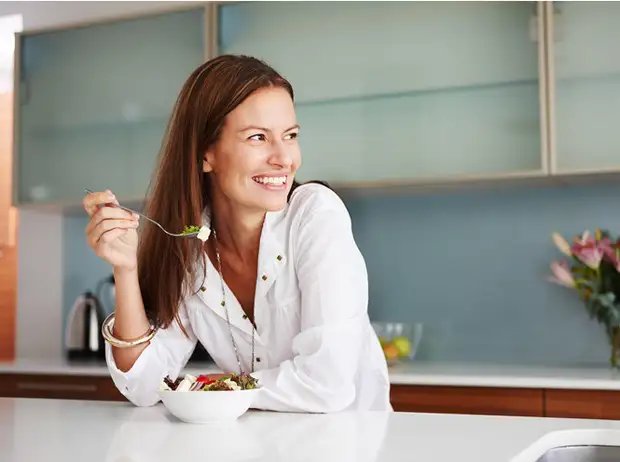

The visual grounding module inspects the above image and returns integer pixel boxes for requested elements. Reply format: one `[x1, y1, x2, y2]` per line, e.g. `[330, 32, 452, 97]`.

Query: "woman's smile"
[251, 174, 289, 191]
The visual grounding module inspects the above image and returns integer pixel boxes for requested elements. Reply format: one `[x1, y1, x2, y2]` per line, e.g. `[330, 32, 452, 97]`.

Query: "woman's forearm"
[111, 266, 152, 372]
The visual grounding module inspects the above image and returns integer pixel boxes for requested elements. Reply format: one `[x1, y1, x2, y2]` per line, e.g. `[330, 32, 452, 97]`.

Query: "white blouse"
[106, 183, 392, 413]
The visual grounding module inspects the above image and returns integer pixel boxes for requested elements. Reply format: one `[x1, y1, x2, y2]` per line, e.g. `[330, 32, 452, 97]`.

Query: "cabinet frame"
[542, 1, 620, 178]
[12, 1, 615, 211]
[212, 1, 552, 192]
[545, 1, 558, 176]
[10, 2, 216, 210]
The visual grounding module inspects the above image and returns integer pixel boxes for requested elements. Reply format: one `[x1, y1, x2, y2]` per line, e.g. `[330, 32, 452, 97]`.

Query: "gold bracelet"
[101, 312, 157, 348]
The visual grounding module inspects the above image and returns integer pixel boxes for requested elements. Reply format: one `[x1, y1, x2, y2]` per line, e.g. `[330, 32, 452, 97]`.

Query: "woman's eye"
[248, 134, 266, 141]
[285, 132, 299, 140]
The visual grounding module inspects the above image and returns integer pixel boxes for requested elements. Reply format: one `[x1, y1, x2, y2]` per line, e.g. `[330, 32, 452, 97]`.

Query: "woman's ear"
[203, 150, 214, 173]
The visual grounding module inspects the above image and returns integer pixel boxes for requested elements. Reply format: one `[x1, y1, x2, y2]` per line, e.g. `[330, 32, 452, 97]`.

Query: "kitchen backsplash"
[62, 182, 620, 367]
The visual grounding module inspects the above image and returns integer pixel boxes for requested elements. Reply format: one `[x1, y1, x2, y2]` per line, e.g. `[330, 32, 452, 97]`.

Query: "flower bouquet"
[548, 229, 620, 368]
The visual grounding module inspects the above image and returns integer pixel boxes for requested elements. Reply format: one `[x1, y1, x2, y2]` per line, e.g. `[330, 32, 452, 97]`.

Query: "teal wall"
[63, 183, 620, 367]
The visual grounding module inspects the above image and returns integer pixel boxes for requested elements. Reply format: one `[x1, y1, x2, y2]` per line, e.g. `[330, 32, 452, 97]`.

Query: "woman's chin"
[263, 198, 289, 212]
[248, 185, 291, 212]
[254, 193, 289, 212]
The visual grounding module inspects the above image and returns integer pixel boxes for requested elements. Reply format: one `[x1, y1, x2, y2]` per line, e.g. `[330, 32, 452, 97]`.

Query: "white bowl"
[158, 388, 261, 424]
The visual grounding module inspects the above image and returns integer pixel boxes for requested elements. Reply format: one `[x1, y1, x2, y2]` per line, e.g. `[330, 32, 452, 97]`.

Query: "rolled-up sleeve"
[106, 301, 197, 407]
[251, 187, 369, 413]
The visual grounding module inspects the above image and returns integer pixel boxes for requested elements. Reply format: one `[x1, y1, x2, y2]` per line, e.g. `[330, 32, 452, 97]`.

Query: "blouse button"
[276, 255, 283, 261]
[242, 314, 248, 320]
[261, 274, 268, 281]
[256, 357, 261, 363]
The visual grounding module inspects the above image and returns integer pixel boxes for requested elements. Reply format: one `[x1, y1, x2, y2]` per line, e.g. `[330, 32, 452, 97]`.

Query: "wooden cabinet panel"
[3, 374, 620, 421]
[0, 373, 126, 402]
[545, 389, 620, 420]
[0, 92, 13, 245]
[0, 244, 16, 361]
[390, 384, 544, 417]
[0, 91, 16, 361]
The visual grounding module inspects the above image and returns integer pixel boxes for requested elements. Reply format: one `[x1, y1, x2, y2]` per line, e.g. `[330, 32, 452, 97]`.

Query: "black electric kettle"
[64, 291, 107, 361]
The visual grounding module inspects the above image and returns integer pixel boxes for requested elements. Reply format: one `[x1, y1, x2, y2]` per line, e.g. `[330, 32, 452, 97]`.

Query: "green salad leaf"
[181, 225, 201, 235]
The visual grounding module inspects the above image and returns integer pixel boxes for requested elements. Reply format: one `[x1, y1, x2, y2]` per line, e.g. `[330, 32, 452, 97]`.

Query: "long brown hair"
[138, 54, 303, 331]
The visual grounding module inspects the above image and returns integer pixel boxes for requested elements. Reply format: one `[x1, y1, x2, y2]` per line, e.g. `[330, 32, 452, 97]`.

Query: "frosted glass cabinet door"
[218, 2, 544, 185]
[16, 8, 206, 205]
[551, 2, 620, 173]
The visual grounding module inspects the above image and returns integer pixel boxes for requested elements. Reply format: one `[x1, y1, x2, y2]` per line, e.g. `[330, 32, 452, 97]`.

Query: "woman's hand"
[83, 189, 140, 271]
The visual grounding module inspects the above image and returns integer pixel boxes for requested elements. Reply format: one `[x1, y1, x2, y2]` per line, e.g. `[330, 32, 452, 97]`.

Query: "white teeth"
[254, 176, 286, 186]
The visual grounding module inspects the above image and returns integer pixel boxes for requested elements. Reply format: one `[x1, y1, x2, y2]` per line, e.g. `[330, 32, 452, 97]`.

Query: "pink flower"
[574, 246, 604, 269]
[548, 260, 575, 288]
[551, 232, 572, 256]
[571, 231, 605, 269]
[575, 230, 593, 246]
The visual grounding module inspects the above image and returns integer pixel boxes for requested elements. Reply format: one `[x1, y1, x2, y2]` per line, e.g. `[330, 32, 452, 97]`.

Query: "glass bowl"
[371, 322, 423, 366]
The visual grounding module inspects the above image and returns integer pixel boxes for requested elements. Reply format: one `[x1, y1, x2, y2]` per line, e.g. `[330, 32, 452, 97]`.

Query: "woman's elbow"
[308, 383, 356, 413]
[121, 388, 161, 408]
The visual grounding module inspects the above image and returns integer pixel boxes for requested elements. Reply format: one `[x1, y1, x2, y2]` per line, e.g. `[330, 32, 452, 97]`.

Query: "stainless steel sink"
[535, 445, 620, 462]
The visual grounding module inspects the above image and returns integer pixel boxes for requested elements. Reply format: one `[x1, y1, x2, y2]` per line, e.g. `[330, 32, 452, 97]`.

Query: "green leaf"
[597, 292, 616, 308]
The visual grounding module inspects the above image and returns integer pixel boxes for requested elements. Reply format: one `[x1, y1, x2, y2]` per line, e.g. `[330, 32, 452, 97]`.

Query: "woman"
[83, 54, 391, 413]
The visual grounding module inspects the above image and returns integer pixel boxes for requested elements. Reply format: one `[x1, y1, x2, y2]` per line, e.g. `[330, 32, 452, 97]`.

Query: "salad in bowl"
[160, 372, 259, 392]
[158, 373, 261, 424]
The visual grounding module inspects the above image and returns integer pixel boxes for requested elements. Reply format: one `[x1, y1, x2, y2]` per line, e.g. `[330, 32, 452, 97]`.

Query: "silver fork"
[84, 189, 200, 238]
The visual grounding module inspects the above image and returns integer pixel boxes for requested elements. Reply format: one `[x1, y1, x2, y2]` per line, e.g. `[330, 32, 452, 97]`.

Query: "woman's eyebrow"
[238, 124, 300, 133]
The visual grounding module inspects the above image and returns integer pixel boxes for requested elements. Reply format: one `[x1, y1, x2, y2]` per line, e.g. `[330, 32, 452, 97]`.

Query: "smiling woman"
[81, 54, 391, 413]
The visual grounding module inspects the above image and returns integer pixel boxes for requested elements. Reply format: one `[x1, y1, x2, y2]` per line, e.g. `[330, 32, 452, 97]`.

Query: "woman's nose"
[269, 144, 293, 169]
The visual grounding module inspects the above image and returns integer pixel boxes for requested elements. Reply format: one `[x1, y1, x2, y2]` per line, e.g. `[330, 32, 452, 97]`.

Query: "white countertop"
[3, 357, 620, 389]
[3, 397, 620, 462]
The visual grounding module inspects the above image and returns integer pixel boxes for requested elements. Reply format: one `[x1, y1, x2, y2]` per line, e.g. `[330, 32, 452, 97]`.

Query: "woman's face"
[204, 86, 301, 214]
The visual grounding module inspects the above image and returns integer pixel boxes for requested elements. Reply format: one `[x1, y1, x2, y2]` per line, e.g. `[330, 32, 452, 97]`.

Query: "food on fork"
[159, 372, 259, 392]
[180, 224, 211, 242]
[180, 225, 200, 235]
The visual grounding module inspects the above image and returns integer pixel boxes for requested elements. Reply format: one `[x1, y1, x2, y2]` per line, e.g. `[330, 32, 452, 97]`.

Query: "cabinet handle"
[17, 382, 98, 392]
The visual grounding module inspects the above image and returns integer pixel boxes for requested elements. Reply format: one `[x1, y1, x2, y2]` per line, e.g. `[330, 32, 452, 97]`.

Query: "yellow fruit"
[391, 336, 411, 357]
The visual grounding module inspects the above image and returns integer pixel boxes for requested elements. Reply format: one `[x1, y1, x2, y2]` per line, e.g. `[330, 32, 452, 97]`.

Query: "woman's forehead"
[226, 88, 297, 131]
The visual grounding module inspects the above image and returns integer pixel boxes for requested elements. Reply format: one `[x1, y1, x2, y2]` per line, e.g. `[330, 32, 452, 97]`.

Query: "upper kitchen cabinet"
[548, 2, 620, 174]
[14, 7, 207, 207]
[218, 1, 546, 186]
